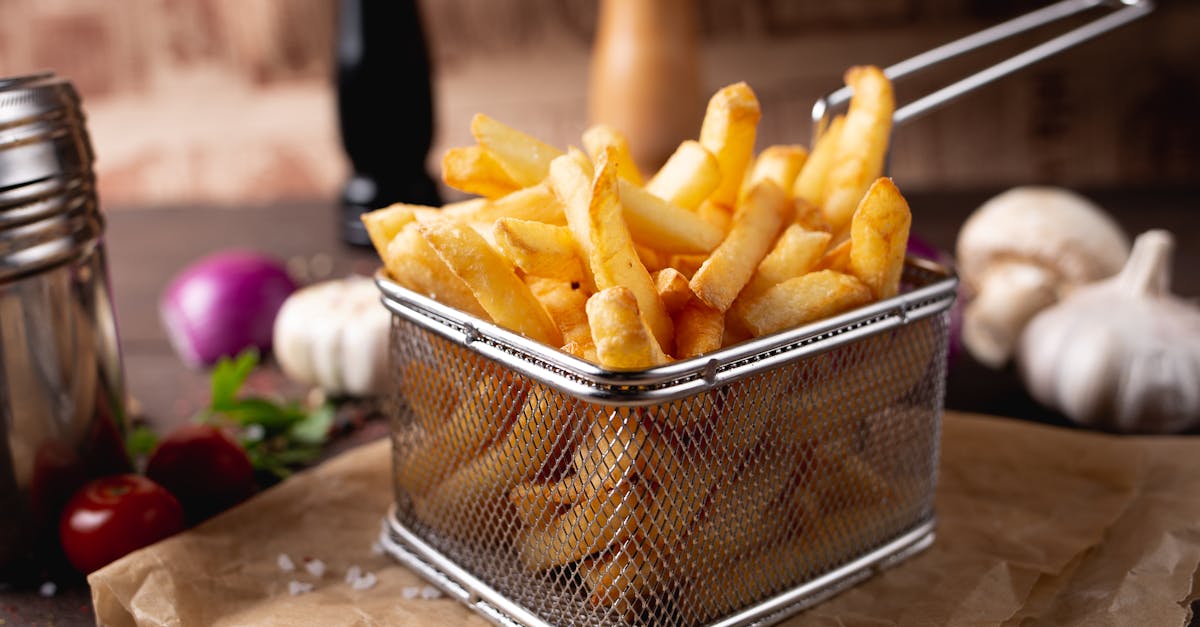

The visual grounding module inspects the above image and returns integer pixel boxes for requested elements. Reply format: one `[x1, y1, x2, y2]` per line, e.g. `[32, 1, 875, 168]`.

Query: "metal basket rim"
[375, 257, 956, 404]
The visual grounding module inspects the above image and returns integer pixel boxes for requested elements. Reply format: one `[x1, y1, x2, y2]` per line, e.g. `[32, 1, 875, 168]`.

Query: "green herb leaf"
[218, 398, 308, 431]
[211, 349, 260, 410]
[201, 348, 335, 480]
[289, 403, 335, 445]
[125, 425, 160, 458]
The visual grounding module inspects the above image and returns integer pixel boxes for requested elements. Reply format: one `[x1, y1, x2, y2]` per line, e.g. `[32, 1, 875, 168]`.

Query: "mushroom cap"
[956, 186, 1130, 291]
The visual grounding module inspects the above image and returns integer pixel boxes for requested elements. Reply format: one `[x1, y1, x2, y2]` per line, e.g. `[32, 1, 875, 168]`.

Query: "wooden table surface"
[2, 186, 1197, 625]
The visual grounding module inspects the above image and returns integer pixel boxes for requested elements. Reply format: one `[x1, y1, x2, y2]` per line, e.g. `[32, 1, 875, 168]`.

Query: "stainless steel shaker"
[0, 73, 129, 578]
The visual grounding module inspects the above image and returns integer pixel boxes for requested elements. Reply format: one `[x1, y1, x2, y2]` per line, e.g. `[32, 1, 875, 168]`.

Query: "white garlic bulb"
[273, 276, 391, 397]
[1018, 230, 1200, 433]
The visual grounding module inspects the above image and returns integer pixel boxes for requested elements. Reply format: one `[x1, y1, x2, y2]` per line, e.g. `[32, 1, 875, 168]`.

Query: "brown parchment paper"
[89, 412, 1200, 626]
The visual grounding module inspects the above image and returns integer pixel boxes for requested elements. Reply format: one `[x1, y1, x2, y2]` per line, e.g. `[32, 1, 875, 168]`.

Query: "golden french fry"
[793, 197, 832, 233]
[362, 203, 422, 255]
[793, 115, 845, 207]
[578, 538, 660, 618]
[442, 145, 521, 199]
[822, 67, 894, 237]
[494, 218, 588, 285]
[644, 140, 721, 210]
[416, 385, 577, 540]
[739, 145, 808, 205]
[384, 223, 490, 320]
[653, 268, 693, 315]
[396, 359, 455, 432]
[667, 253, 708, 280]
[509, 476, 585, 529]
[671, 448, 802, 581]
[395, 375, 524, 496]
[574, 409, 649, 498]
[635, 243, 668, 273]
[419, 221, 562, 346]
[526, 276, 595, 355]
[582, 124, 643, 185]
[699, 82, 761, 208]
[690, 180, 790, 312]
[437, 198, 490, 219]
[471, 113, 564, 186]
[741, 270, 873, 336]
[519, 480, 645, 572]
[697, 200, 732, 234]
[442, 182, 566, 226]
[586, 287, 670, 369]
[675, 297, 724, 359]
[848, 177, 912, 299]
[619, 179, 724, 254]
[551, 148, 674, 351]
[814, 238, 852, 273]
[734, 224, 832, 307]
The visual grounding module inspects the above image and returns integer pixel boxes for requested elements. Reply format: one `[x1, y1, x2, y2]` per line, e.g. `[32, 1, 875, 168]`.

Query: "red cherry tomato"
[59, 474, 185, 574]
[146, 424, 256, 523]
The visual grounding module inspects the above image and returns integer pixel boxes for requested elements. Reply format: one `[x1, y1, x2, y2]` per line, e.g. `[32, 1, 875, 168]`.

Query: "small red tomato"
[146, 424, 256, 523]
[59, 474, 185, 574]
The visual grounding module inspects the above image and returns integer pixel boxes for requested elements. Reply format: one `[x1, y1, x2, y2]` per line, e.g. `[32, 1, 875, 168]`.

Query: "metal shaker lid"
[0, 72, 95, 193]
[0, 73, 101, 281]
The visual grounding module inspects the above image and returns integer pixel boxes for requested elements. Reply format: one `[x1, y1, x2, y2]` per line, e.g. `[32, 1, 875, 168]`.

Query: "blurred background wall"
[0, 0, 1195, 209]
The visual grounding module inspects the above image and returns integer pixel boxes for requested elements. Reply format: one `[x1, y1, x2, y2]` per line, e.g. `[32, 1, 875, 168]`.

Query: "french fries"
[690, 180, 790, 312]
[740, 270, 874, 337]
[365, 67, 925, 620]
[821, 67, 894, 238]
[442, 145, 521, 199]
[699, 82, 761, 208]
[645, 140, 721, 210]
[553, 148, 674, 354]
[586, 287, 670, 369]
[419, 221, 562, 346]
[793, 115, 845, 207]
[848, 177, 912, 299]
[493, 218, 588, 286]
[471, 113, 564, 186]
[582, 124, 643, 185]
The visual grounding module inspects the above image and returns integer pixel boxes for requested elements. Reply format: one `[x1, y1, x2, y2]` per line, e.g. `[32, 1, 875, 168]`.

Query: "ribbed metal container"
[0, 73, 129, 578]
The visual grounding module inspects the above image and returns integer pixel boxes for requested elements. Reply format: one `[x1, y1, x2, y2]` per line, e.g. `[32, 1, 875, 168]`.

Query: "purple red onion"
[160, 250, 297, 367]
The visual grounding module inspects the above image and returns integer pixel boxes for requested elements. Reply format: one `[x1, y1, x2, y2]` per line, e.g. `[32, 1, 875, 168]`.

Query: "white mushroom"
[955, 187, 1129, 368]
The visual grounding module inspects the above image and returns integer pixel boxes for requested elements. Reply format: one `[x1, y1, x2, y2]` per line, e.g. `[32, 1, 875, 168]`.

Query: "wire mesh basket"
[377, 258, 956, 627]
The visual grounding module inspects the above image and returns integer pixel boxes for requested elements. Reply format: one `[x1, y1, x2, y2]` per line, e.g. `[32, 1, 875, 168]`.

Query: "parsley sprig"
[202, 350, 333, 479]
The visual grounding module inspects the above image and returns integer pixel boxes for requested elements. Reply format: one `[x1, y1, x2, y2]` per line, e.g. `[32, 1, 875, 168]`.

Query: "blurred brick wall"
[0, 0, 1195, 209]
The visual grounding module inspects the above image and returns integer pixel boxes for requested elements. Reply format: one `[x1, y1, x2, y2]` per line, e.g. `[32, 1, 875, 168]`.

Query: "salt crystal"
[350, 571, 377, 591]
[305, 559, 326, 578]
[288, 581, 314, 596]
[345, 565, 362, 584]
[401, 586, 420, 600]
[420, 586, 442, 600]
[38, 581, 57, 597]
[277, 553, 295, 572]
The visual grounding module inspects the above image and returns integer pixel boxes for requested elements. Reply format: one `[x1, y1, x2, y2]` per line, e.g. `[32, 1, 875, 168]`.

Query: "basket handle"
[810, 0, 1154, 130]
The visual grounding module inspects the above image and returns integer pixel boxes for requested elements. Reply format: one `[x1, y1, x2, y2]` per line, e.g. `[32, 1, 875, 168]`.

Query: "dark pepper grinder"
[336, 0, 440, 247]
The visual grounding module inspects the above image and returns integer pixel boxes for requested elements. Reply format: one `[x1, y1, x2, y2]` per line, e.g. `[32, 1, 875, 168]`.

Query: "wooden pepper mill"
[588, 0, 703, 176]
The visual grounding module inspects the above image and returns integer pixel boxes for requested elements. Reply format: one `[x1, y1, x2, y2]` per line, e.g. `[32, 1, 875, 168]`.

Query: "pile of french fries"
[367, 66, 919, 622]
[363, 65, 910, 368]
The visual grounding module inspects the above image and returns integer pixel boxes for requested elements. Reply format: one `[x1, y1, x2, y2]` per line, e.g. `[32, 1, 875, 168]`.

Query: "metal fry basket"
[378, 260, 955, 627]
[376, 2, 1153, 624]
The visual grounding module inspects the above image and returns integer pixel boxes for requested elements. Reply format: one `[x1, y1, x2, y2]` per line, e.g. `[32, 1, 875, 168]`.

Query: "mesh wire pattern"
[381, 263, 954, 627]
